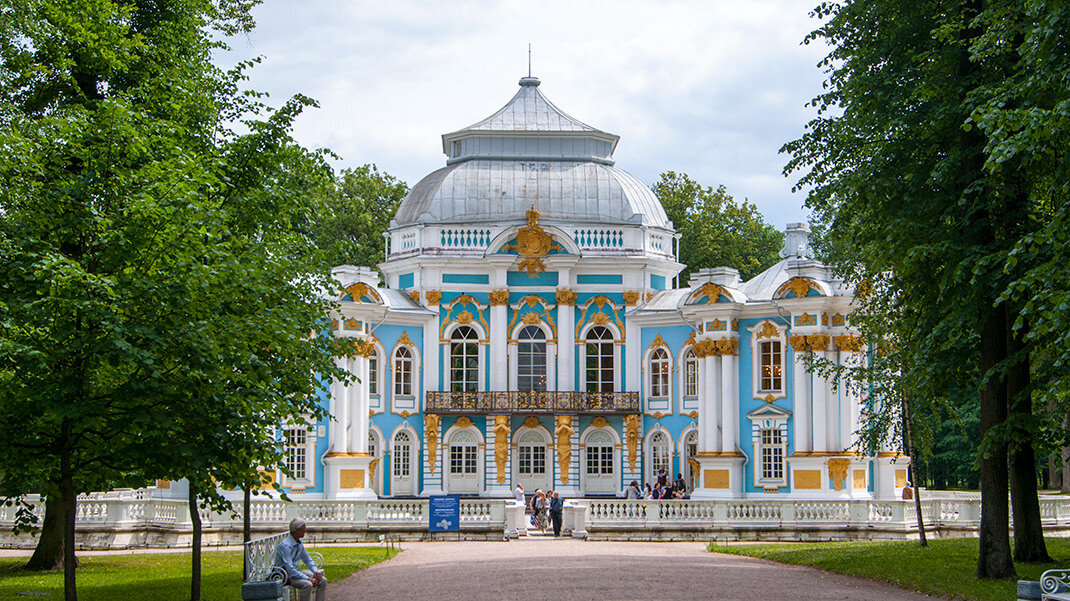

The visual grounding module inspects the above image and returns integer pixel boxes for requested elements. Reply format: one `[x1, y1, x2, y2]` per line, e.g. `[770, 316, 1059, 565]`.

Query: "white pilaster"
[811, 351, 827, 454]
[625, 319, 640, 393]
[557, 303, 575, 392]
[422, 316, 439, 408]
[349, 354, 369, 453]
[793, 348, 811, 453]
[720, 351, 738, 452]
[702, 352, 721, 453]
[490, 303, 508, 391]
[329, 355, 347, 453]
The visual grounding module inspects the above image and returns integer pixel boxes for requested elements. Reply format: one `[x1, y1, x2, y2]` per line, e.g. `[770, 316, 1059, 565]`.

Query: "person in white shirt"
[514, 483, 525, 504]
[274, 518, 326, 601]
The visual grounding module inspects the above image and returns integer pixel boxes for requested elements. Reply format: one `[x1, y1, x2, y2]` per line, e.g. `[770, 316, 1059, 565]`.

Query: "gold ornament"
[425, 290, 442, 305]
[590, 312, 610, 325]
[834, 334, 862, 352]
[493, 416, 510, 485]
[625, 414, 640, 470]
[511, 205, 553, 257]
[522, 312, 541, 325]
[828, 458, 850, 491]
[756, 321, 780, 340]
[517, 257, 546, 277]
[795, 313, 816, 326]
[554, 415, 574, 484]
[555, 288, 576, 305]
[456, 310, 474, 325]
[408, 290, 421, 303]
[776, 277, 815, 299]
[489, 289, 510, 305]
[425, 414, 440, 475]
[622, 290, 640, 306]
[345, 282, 382, 303]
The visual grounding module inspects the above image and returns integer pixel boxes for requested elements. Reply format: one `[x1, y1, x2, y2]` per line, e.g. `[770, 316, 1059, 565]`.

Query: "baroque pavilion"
[285, 76, 907, 501]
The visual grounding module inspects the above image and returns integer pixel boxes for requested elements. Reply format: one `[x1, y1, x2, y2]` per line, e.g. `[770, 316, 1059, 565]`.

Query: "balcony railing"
[425, 391, 640, 415]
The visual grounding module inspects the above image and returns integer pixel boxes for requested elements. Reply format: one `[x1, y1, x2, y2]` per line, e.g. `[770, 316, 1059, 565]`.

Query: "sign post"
[429, 496, 460, 534]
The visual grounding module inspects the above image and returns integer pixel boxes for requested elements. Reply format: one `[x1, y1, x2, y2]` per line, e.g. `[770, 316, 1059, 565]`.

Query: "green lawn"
[0, 546, 397, 601]
[710, 537, 1070, 601]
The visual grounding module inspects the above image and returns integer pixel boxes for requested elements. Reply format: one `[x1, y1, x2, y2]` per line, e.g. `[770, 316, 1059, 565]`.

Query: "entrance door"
[515, 430, 550, 493]
[684, 430, 698, 492]
[583, 430, 617, 494]
[447, 430, 480, 494]
[391, 431, 413, 496]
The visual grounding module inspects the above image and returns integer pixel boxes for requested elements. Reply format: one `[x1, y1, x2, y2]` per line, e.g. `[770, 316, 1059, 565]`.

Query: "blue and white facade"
[284, 77, 908, 501]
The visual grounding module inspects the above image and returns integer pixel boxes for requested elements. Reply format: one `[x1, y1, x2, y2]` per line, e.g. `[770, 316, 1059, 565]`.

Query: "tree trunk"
[902, 392, 927, 546]
[242, 485, 251, 581]
[60, 422, 78, 601]
[977, 306, 1015, 579]
[1063, 446, 1070, 494]
[26, 492, 65, 571]
[1007, 322, 1051, 563]
[189, 487, 201, 601]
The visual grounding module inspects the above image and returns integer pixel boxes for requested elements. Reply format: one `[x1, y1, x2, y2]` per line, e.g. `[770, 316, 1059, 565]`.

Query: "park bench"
[1042, 570, 1070, 601]
[242, 532, 324, 601]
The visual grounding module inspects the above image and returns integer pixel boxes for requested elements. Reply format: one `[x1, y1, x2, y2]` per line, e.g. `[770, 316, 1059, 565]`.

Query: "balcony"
[425, 391, 640, 415]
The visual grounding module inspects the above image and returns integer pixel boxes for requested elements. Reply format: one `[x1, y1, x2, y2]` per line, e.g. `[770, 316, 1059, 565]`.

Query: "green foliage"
[651, 172, 783, 282]
[308, 164, 408, 270]
[711, 538, 1070, 601]
[0, 547, 398, 600]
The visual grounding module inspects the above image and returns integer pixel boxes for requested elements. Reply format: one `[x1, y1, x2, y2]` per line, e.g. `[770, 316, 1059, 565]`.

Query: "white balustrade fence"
[2, 494, 1069, 549]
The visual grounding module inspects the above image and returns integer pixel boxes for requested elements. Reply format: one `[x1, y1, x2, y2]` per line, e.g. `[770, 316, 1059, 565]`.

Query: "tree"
[651, 172, 783, 282]
[0, 2, 349, 599]
[309, 165, 408, 270]
[784, 0, 1065, 577]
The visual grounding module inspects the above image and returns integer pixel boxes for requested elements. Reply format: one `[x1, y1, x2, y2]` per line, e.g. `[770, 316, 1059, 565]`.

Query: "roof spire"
[528, 43, 532, 77]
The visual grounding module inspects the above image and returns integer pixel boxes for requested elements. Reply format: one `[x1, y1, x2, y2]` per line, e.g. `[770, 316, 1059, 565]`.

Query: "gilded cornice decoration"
[591, 416, 609, 429]
[456, 310, 474, 325]
[488, 289, 510, 305]
[507, 295, 557, 340]
[684, 330, 697, 347]
[456, 416, 473, 429]
[330, 318, 339, 330]
[555, 415, 574, 485]
[344, 282, 382, 304]
[622, 290, 640, 306]
[408, 290, 421, 303]
[828, 458, 850, 491]
[775, 277, 816, 300]
[731, 318, 739, 331]
[555, 288, 576, 305]
[647, 333, 669, 351]
[575, 295, 624, 340]
[789, 334, 831, 352]
[425, 414, 440, 475]
[831, 313, 846, 327]
[795, 313, 816, 326]
[716, 338, 739, 356]
[517, 257, 546, 277]
[493, 415, 510, 485]
[833, 334, 862, 352]
[821, 313, 830, 326]
[440, 295, 491, 340]
[352, 338, 376, 358]
[345, 317, 360, 330]
[590, 312, 610, 325]
[425, 290, 442, 305]
[523, 416, 541, 429]
[504, 205, 554, 257]
[522, 312, 542, 325]
[756, 321, 781, 340]
[625, 414, 640, 470]
[708, 319, 726, 331]
[397, 331, 415, 348]
[691, 282, 727, 304]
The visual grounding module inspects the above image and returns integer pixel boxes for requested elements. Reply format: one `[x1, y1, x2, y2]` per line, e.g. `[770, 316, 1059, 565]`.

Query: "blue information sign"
[429, 495, 460, 532]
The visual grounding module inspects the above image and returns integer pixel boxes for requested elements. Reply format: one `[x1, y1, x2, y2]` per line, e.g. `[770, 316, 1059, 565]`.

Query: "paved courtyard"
[332, 538, 940, 601]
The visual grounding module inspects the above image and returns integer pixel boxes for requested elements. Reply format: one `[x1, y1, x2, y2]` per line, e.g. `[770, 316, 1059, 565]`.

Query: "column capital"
[555, 288, 577, 305]
[622, 290, 640, 306]
[489, 288, 510, 305]
[833, 333, 862, 352]
[425, 290, 442, 305]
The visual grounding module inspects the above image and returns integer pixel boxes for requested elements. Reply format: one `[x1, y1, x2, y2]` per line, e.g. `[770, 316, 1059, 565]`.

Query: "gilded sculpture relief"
[555, 415, 574, 485]
[493, 415, 510, 485]
[424, 414, 440, 475]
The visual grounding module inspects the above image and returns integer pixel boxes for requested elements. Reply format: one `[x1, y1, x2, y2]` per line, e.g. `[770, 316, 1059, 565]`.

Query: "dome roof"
[394, 159, 670, 227]
[392, 77, 672, 231]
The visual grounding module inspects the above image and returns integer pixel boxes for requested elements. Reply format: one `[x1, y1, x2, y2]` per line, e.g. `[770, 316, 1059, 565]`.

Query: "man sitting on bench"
[275, 518, 327, 601]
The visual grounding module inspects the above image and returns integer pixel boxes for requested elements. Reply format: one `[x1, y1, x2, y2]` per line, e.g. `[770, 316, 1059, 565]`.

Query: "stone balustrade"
[2, 494, 1069, 548]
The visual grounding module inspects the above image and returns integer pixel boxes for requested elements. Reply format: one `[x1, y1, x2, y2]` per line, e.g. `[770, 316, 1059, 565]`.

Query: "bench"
[243, 533, 324, 601]
[1042, 570, 1070, 601]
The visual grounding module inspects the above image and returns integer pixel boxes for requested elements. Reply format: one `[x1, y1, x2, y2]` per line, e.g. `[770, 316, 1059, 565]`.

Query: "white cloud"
[217, 0, 830, 227]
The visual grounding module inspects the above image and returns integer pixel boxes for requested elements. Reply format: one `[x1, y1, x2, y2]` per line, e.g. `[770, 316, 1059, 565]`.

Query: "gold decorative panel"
[339, 469, 365, 489]
[794, 470, 821, 489]
[704, 469, 730, 489]
[853, 469, 867, 490]
[895, 469, 908, 488]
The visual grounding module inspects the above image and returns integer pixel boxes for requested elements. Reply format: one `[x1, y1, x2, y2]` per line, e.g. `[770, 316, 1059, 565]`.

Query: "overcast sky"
[218, 0, 831, 227]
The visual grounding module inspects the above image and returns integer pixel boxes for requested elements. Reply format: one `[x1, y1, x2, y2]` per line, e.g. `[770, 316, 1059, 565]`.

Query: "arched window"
[649, 348, 670, 398]
[650, 431, 671, 481]
[585, 326, 614, 393]
[517, 325, 547, 392]
[394, 347, 413, 396]
[392, 431, 411, 478]
[759, 340, 783, 393]
[449, 326, 479, 392]
[585, 430, 614, 476]
[449, 430, 479, 474]
[368, 352, 379, 397]
[683, 349, 698, 398]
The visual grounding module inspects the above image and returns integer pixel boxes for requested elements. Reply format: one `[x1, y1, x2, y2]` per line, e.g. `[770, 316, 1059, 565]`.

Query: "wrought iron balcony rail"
[425, 391, 640, 415]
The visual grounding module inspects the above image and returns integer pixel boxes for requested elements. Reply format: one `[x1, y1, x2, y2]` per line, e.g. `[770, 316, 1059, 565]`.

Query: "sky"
[218, 0, 831, 227]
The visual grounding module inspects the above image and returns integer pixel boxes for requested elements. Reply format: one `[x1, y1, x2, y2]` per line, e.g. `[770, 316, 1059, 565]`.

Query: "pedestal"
[324, 454, 378, 500]
[689, 454, 745, 499]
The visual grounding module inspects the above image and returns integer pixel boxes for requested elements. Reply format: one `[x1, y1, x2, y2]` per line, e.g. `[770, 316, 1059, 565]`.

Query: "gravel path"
[331, 538, 942, 601]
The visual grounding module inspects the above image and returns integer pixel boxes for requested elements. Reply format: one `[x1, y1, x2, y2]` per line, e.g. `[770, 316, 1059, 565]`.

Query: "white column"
[720, 350, 738, 452]
[557, 302, 575, 392]
[811, 349, 827, 454]
[702, 352, 721, 453]
[349, 354, 370, 454]
[823, 349, 838, 451]
[625, 319, 640, 393]
[422, 316, 439, 408]
[840, 349, 859, 450]
[330, 354, 348, 453]
[792, 346, 811, 453]
[490, 302, 508, 391]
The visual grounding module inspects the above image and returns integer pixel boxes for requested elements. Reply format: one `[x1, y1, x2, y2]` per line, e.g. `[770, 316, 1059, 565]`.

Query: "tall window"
[649, 348, 670, 397]
[368, 353, 379, 397]
[759, 428, 785, 484]
[394, 347, 413, 396]
[759, 340, 783, 392]
[650, 431, 671, 479]
[683, 350, 698, 397]
[518, 325, 547, 392]
[393, 431, 411, 478]
[368, 433, 377, 458]
[449, 327, 479, 392]
[517, 433, 546, 475]
[449, 431, 478, 474]
[284, 426, 309, 481]
[585, 326, 614, 393]
[585, 430, 614, 475]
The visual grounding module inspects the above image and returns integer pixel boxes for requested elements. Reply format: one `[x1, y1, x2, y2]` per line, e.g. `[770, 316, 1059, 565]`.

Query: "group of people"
[623, 468, 688, 500]
[515, 483, 565, 536]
